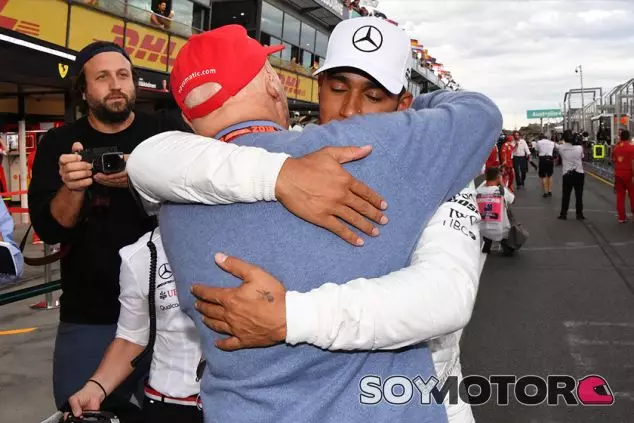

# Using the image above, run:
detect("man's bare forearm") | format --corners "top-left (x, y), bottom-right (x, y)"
top-left (90, 338), bottom-right (144, 396)
top-left (50, 186), bottom-right (85, 228)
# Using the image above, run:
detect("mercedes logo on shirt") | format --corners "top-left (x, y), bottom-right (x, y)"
top-left (352, 25), bottom-right (383, 53)
top-left (158, 263), bottom-right (173, 279)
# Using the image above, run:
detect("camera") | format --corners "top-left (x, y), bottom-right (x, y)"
top-left (80, 147), bottom-right (125, 174)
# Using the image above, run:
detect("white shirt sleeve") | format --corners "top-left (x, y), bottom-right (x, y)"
top-left (116, 248), bottom-right (150, 347)
top-left (285, 188), bottom-right (482, 350)
top-left (504, 189), bottom-right (515, 205)
top-left (127, 131), bottom-right (290, 213)
top-left (522, 140), bottom-right (531, 156)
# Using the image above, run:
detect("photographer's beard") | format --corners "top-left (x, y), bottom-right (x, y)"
top-left (87, 90), bottom-right (136, 124)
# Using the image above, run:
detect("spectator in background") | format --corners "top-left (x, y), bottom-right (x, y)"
top-left (557, 129), bottom-right (585, 220)
top-left (612, 129), bottom-right (634, 223)
top-left (500, 135), bottom-right (515, 192)
top-left (0, 199), bottom-right (24, 288)
top-left (485, 143), bottom-right (500, 170)
top-left (536, 133), bottom-right (556, 197)
top-left (512, 131), bottom-right (530, 188)
top-left (151, 1), bottom-right (174, 30)
top-left (477, 167), bottom-right (516, 256)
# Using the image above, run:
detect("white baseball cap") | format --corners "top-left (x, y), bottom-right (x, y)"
top-left (314, 17), bottom-right (411, 95)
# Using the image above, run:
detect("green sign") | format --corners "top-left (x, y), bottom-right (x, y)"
top-left (526, 109), bottom-right (562, 119)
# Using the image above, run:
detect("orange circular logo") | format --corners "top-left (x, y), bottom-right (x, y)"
top-left (618, 156), bottom-right (623, 162)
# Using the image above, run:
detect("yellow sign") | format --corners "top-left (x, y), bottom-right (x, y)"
top-left (0, 0), bottom-right (68, 46)
top-left (58, 63), bottom-right (69, 79)
top-left (312, 79), bottom-right (320, 103)
top-left (275, 68), bottom-right (317, 104)
top-left (168, 35), bottom-right (187, 72)
top-left (592, 144), bottom-right (605, 159)
top-left (125, 23), bottom-right (169, 72)
top-left (68, 5), bottom-right (123, 52)
top-left (66, 5), bottom-right (186, 73)
top-left (296, 75), bottom-right (313, 103)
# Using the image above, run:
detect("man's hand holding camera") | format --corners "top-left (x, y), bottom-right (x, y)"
top-left (58, 142), bottom-right (129, 191)
top-left (59, 142), bottom-right (94, 192)
top-left (93, 165), bottom-right (129, 189)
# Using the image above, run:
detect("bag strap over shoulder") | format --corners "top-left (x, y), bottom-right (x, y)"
top-left (19, 224), bottom-right (69, 266)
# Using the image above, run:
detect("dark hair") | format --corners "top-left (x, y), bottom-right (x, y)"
top-left (562, 129), bottom-right (574, 143)
top-left (621, 130), bottom-right (631, 141)
top-left (485, 166), bottom-right (500, 181)
top-left (73, 67), bottom-right (139, 115)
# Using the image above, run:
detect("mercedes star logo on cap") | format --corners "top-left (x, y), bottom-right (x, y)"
top-left (158, 263), bottom-right (173, 279)
top-left (352, 25), bottom-right (383, 53)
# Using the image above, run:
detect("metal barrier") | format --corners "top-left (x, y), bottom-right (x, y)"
top-left (29, 244), bottom-right (61, 310)
top-left (0, 280), bottom-right (61, 307)
top-left (0, 243), bottom-right (61, 308)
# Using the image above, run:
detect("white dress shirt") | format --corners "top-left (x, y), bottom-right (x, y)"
top-left (117, 230), bottom-right (202, 398)
top-left (556, 143), bottom-right (584, 174)
top-left (128, 132), bottom-right (484, 422)
top-left (512, 139), bottom-right (531, 157)
top-left (536, 138), bottom-right (556, 156)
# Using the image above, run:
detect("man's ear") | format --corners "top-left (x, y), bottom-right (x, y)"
top-left (265, 68), bottom-right (283, 102)
top-left (398, 91), bottom-right (414, 111)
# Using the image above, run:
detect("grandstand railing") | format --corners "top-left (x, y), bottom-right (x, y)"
top-left (72, 0), bottom-right (202, 39)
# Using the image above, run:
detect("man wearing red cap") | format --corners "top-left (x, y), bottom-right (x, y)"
top-left (612, 130), bottom-right (634, 223)
top-left (125, 22), bottom-right (500, 423)
top-left (500, 135), bottom-right (515, 192)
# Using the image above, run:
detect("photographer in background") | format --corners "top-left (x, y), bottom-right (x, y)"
top-left (28, 41), bottom-right (190, 420)
top-left (557, 129), bottom-right (585, 220)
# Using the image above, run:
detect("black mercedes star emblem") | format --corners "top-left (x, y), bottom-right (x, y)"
top-left (158, 263), bottom-right (172, 279)
top-left (352, 25), bottom-right (383, 53)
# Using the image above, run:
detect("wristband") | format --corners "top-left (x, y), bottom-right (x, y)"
top-left (88, 379), bottom-right (108, 399)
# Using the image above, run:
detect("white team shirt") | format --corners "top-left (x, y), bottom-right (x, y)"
top-left (556, 143), bottom-right (584, 174)
top-left (117, 229), bottom-right (202, 398)
top-left (536, 138), bottom-right (556, 156)
top-left (512, 139), bottom-right (531, 157)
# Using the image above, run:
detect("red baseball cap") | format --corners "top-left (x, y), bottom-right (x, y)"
top-left (170, 25), bottom-right (284, 120)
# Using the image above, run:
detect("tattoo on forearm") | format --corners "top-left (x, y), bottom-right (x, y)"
top-left (257, 289), bottom-right (275, 303)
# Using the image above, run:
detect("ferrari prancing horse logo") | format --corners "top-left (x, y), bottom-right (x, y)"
top-left (58, 63), bottom-right (69, 79)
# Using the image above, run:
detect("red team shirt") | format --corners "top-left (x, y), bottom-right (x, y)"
top-left (612, 142), bottom-right (634, 177)
top-left (500, 141), bottom-right (514, 167)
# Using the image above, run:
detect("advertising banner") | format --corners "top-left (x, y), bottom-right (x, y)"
top-left (0, 0), bottom-right (68, 47)
top-left (276, 68), bottom-right (316, 103)
top-left (68, 5), bottom-right (124, 52)
top-left (312, 79), bottom-right (319, 103)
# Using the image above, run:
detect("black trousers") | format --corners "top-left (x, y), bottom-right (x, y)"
top-left (513, 156), bottom-right (528, 186)
top-left (142, 397), bottom-right (203, 423)
top-left (560, 171), bottom-right (585, 216)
